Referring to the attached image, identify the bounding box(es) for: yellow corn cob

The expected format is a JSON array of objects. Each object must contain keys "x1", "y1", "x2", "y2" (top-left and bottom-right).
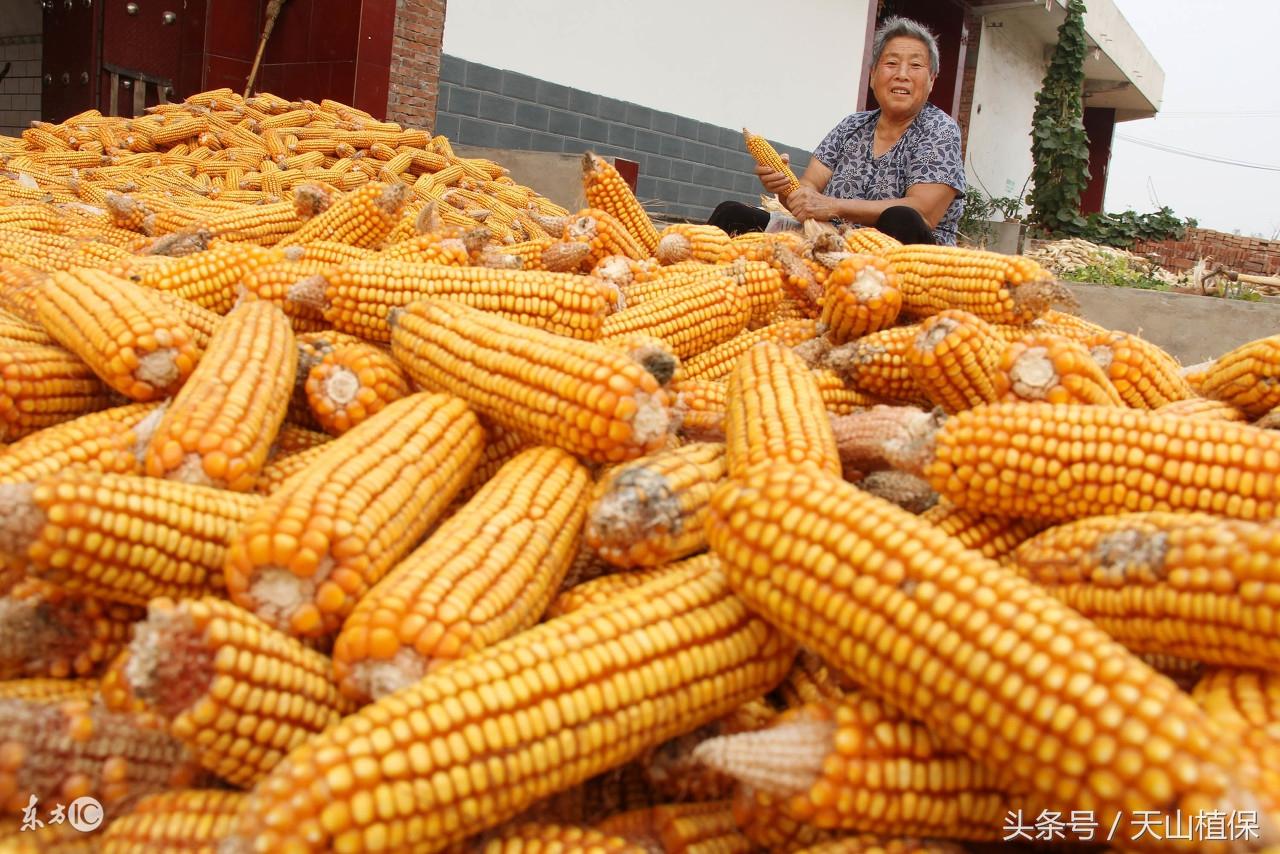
[
  {"x1": 884, "y1": 244, "x2": 1070, "y2": 323},
  {"x1": 0, "y1": 470, "x2": 260, "y2": 605},
  {"x1": 0, "y1": 343, "x2": 115, "y2": 442},
  {"x1": 592, "y1": 255, "x2": 661, "y2": 292},
  {"x1": 778, "y1": 649, "x2": 857, "y2": 709},
  {"x1": 471, "y1": 822, "x2": 647, "y2": 853},
  {"x1": 820, "y1": 325, "x2": 928, "y2": 404},
  {"x1": 724, "y1": 342, "x2": 841, "y2": 478},
  {"x1": 582, "y1": 152, "x2": 661, "y2": 254},
  {"x1": 125, "y1": 596, "x2": 357, "y2": 787},
  {"x1": 602, "y1": 276, "x2": 751, "y2": 360},
  {"x1": 332, "y1": 446, "x2": 590, "y2": 701},
  {"x1": 656, "y1": 223, "x2": 731, "y2": 265},
  {"x1": 1140, "y1": 653, "x2": 1208, "y2": 691},
  {"x1": 35, "y1": 269, "x2": 204, "y2": 401},
  {"x1": 0, "y1": 308, "x2": 56, "y2": 347},
  {"x1": 546, "y1": 564, "x2": 671, "y2": 619},
  {"x1": 695, "y1": 695, "x2": 1009, "y2": 839},
  {"x1": 994, "y1": 332, "x2": 1126, "y2": 406},
  {"x1": 808, "y1": 369, "x2": 882, "y2": 416},
  {"x1": 238, "y1": 257, "x2": 332, "y2": 332},
  {"x1": 1007, "y1": 511, "x2": 1280, "y2": 670},
  {"x1": 0, "y1": 695, "x2": 206, "y2": 815},
  {"x1": 97, "y1": 789, "x2": 245, "y2": 854},
  {"x1": 594, "y1": 801, "x2": 752, "y2": 853},
  {"x1": 391, "y1": 299, "x2": 672, "y2": 463},
  {"x1": 379, "y1": 230, "x2": 473, "y2": 266},
  {"x1": 295, "y1": 259, "x2": 611, "y2": 343},
  {"x1": 732, "y1": 786, "x2": 841, "y2": 852},
  {"x1": 622, "y1": 261, "x2": 783, "y2": 331},
  {"x1": 285, "y1": 181, "x2": 409, "y2": 247},
  {"x1": 1154, "y1": 396, "x2": 1249, "y2": 422},
  {"x1": 0, "y1": 677, "x2": 98, "y2": 702},
  {"x1": 129, "y1": 241, "x2": 279, "y2": 314},
  {"x1": 670, "y1": 377, "x2": 728, "y2": 440},
  {"x1": 220, "y1": 557, "x2": 793, "y2": 853},
  {"x1": 252, "y1": 441, "x2": 330, "y2": 495},
  {"x1": 618, "y1": 265, "x2": 726, "y2": 308},
  {"x1": 288, "y1": 329, "x2": 366, "y2": 428},
  {"x1": 0, "y1": 203, "x2": 73, "y2": 233},
  {"x1": 564, "y1": 207, "x2": 649, "y2": 264},
  {"x1": 95, "y1": 647, "x2": 152, "y2": 715},
  {"x1": 768, "y1": 291, "x2": 819, "y2": 322},
  {"x1": 1198, "y1": 335, "x2": 1280, "y2": 418},
  {"x1": 516, "y1": 760, "x2": 660, "y2": 829},
  {"x1": 303, "y1": 340, "x2": 410, "y2": 435},
  {"x1": 0, "y1": 401, "x2": 160, "y2": 484},
  {"x1": 682, "y1": 319, "x2": 819, "y2": 381},
  {"x1": 224, "y1": 392, "x2": 484, "y2": 636},
  {"x1": 743, "y1": 128, "x2": 800, "y2": 195},
  {"x1": 584, "y1": 442, "x2": 727, "y2": 568},
  {"x1": 843, "y1": 227, "x2": 903, "y2": 256},
  {"x1": 706, "y1": 463, "x2": 1279, "y2": 849},
  {"x1": 923, "y1": 401, "x2": 1280, "y2": 521},
  {"x1": 1192, "y1": 670, "x2": 1280, "y2": 732},
  {"x1": 280, "y1": 238, "x2": 374, "y2": 265},
  {"x1": 918, "y1": 501, "x2": 1048, "y2": 560},
  {"x1": 143, "y1": 300, "x2": 296, "y2": 491},
  {"x1": 1083, "y1": 330, "x2": 1194, "y2": 409},
  {"x1": 599, "y1": 332, "x2": 683, "y2": 388},
  {"x1": 904, "y1": 309, "x2": 1003, "y2": 413},
  {"x1": 150, "y1": 115, "x2": 208, "y2": 147},
  {"x1": 0, "y1": 262, "x2": 45, "y2": 322},
  {"x1": 793, "y1": 836, "x2": 967, "y2": 854},
  {"x1": 821, "y1": 254, "x2": 903, "y2": 343},
  {"x1": 448, "y1": 422, "x2": 534, "y2": 507}
]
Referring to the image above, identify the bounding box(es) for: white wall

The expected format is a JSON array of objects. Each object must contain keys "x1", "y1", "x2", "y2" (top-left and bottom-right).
[
  {"x1": 442, "y1": 0, "x2": 872, "y2": 152},
  {"x1": 964, "y1": 16, "x2": 1047, "y2": 215}
]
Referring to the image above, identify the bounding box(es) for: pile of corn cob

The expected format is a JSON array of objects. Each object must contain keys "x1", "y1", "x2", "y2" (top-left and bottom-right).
[{"x1": 0, "y1": 88, "x2": 1279, "y2": 854}]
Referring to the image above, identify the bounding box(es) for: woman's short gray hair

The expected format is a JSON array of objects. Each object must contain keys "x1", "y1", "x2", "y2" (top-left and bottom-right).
[{"x1": 871, "y1": 16, "x2": 940, "y2": 76}]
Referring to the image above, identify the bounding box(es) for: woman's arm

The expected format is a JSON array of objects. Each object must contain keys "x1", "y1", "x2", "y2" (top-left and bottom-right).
[{"x1": 788, "y1": 181, "x2": 958, "y2": 227}]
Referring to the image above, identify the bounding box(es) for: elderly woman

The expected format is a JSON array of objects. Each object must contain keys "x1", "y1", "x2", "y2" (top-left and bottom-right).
[{"x1": 709, "y1": 16, "x2": 966, "y2": 245}]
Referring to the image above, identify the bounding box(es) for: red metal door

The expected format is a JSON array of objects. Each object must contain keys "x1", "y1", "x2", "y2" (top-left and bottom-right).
[
  {"x1": 41, "y1": 0, "x2": 101, "y2": 124},
  {"x1": 100, "y1": 0, "x2": 186, "y2": 116}
]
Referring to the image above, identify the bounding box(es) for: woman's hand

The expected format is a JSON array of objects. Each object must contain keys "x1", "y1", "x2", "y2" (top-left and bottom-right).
[
  {"x1": 785, "y1": 186, "x2": 840, "y2": 222},
  {"x1": 755, "y1": 152, "x2": 796, "y2": 199}
]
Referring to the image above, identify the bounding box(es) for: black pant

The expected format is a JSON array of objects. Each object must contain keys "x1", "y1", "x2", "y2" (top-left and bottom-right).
[{"x1": 707, "y1": 200, "x2": 937, "y2": 245}]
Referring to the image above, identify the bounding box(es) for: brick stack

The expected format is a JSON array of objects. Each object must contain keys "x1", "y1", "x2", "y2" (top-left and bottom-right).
[{"x1": 387, "y1": 0, "x2": 447, "y2": 131}]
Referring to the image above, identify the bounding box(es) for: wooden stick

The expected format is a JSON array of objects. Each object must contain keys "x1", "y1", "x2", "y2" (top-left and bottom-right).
[{"x1": 245, "y1": 0, "x2": 288, "y2": 98}]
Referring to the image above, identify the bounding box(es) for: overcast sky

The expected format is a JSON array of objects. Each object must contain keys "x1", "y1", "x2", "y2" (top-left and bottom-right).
[{"x1": 1101, "y1": 0, "x2": 1280, "y2": 237}]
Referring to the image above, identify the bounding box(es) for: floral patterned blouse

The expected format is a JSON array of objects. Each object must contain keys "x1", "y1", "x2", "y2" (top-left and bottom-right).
[{"x1": 812, "y1": 103, "x2": 966, "y2": 245}]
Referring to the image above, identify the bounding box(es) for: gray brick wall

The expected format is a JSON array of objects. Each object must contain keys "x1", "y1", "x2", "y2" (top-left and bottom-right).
[
  {"x1": 0, "y1": 36, "x2": 41, "y2": 140},
  {"x1": 436, "y1": 54, "x2": 811, "y2": 223}
]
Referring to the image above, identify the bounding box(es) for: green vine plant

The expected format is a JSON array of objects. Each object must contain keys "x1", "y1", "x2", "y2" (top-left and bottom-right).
[{"x1": 1027, "y1": 0, "x2": 1091, "y2": 237}]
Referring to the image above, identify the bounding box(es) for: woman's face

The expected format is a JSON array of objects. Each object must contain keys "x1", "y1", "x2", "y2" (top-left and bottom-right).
[{"x1": 872, "y1": 36, "x2": 936, "y2": 119}]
